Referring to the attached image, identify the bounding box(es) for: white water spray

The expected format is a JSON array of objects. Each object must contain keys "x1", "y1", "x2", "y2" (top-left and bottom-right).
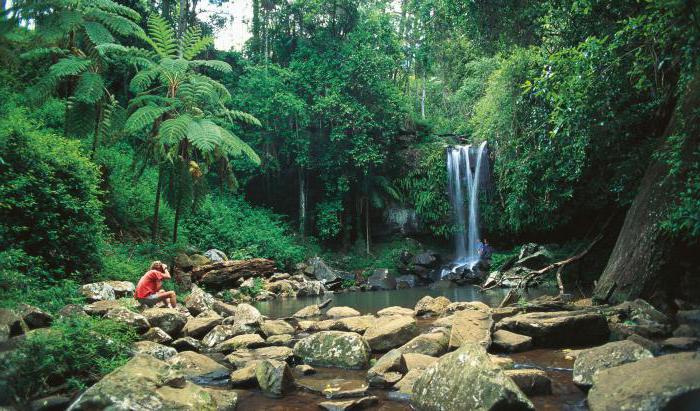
[{"x1": 445, "y1": 141, "x2": 489, "y2": 272}]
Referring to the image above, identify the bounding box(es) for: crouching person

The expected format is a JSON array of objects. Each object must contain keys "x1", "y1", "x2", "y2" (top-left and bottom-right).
[{"x1": 135, "y1": 261, "x2": 177, "y2": 308}]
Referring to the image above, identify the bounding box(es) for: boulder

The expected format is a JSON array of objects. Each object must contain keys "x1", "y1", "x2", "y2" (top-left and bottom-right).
[
  {"x1": 402, "y1": 353, "x2": 437, "y2": 371},
  {"x1": 412, "y1": 252, "x2": 438, "y2": 268},
  {"x1": 192, "y1": 258, "x2": 276, "y2": 289},
  {"x1": 496, "y1": 310, "x2": 609, "y2": 347},
  {"x1": 607, "y1": 299, "x2": 672, "y2": 338},
  {"x1": 414, "y1": 296, "x2": 451, "y2": 317},
  {"x1": 661, "y1": 336, "x2": 700, "y2": 352},
  {"x1": 203, "y1": 388, "x2": 238, "y2": 411},
  {"x1": 182, "y1": 311, "x2": 222, "y2": 338},
  {"x1": 395, "y1": 274, "x2": 418, "y2": 289},
  {"x1": 190, "y1": 254, "x2": 212, "y2": 267},
  {"x1": 489, "y1": 354, "x2": 515, "y2": 369},
  {"x1": 211, "y1": 300, "x2": 238, "y2": 317},
  {"x1": 230, "y1": 303, "x2": 263, "y2": 325},
  {"x1": 67, "y1": 355, "x2": 224, "y2": 410},
  {"x1": 397, "y1": 329, "x2": 450, "y2": 357},
  {"x1": 377, "y1": 306, "x2": 414, "y2": 317},
  {"x1": 172, "y1": 337, "x2": 202, "y2": 352},
  {"x1": 327, "y1": 306, "x2": 361, "y2": 318},
  {"x1": 104, "y1": 307, "x2": 150, "y2": 333},
  {"x1": 588, "y1": 352, "x2": 700, "y2": 411},
  {"x1": 491, "y1": 330, "x2": 533, "y2": 353},
  {"x1": 230, "y1": 364, "x2": 258, "y2": 387},
  {"x1": 394, "y1": 369, "x2": 424, "y2": 397},
  {"x1": 58, "y1": 304, "x2": 88, "y2": 318},
  {"x1": 142, "y1": 308, "x2": 188, "y2": 336},
  {"x1": 0, "y1": 308, "x2": 23, "y2": 340},
  {"x1": 296, "y1": 280, "x2": 326, "y2": 297},
  {"x1": 293, "y1": 305, "x2": 321, "y2": 318},
  {"x1": 167, "y1": 351, "x2": 230, "y2": 385},
  {"x1": 267, "y1": 334, "x2": 293, "y2": 346},
  {"x1": 215, "y1": 334, "x2": 266, "y2": 352},
  {"x1": 256, "y1": 359, "x2": 294, "y2": 397},
  {"x1": 363, "y1": 315, "x2": 419, "y2": 352},
  {"x1": 411, "y1": 343, "x2": 534, "y2": 411},
  {"x1": 366, "y1": 349, "x2": 404, "y2": 387},
  {"x1": 84, "y1": 299, "x2": 138, "y2": 316},
  {"x1": 678, "y1": 309, "x2": 700, "y2": 326},
  {"x1": 184, "y1": 284, "x2": 216, "y2": 316},
  {"x1": 17, "y1": 304, "x2": 53, "y2": 329},
  {"x1": 304, "y1": 257, "x2": 354, "y2": 284},
  {"x1": 504, "y1": 369, "x2": 552, "y2": 396},
  {"x1": 142, "y1": 327, "x2": 173, "y2": 345},
  {"x1": 448, "y1": 309, "x2": 493, "y2": 350},
  {"x1": 79, "y1": 282, "x2": 116, "y2": 302},
  {"x1": 295, "y1": 364, "x2": 316, "y2": 375},
  {"x1": 333, "y1": 315, "x2": 375, "y2": 334},
  {"x1": 131, "y1": 341, "x2": 177, "y2": 361},
  {"x1": 266, "y1": 280, "x2": 297, "y2": 297},
  {"x1": 293, "y1": 331, "x2": 371, "y2": 369},
  {"x1": 226, "y1": 346, "x2": 294, "y2": 368},
  {"x1": 202, "y1": 325, "x2": 250, "y2": 348},
  {"x1": 367, "y1": 269, "x2": 396, "y2": 290},
  {"x1": 673, "y1": 324, "x2": 700, "y2": 338},
  {"x1": 319, "y1": 396, "x2": 378, "y2": 411},
  {"x1": 445, "y1": 301, "x2": 490, "y2": 314},
  {"x1": 204, "y1": 249, "x2": 228, "y2": 262},
  {"x1": 261, "y1": 320, "x2": 295, "y2": 337},
  {"x1": 573, "y1": 340, "x2": 653, "y2": 386}
]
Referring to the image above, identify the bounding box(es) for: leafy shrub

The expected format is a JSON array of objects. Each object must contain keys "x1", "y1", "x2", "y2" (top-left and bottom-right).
[
  {"x1": 0, "y1": 107, "x2": 105, "y2": 278},
  {"x1": 184, "y1": 195, "x2": 308, "y2": 268},
  {"x1": 240, "y1": 277, "x2": 265, "y2": 297},
  {"x1": 0, "y1": 316, "x2": 137, "y2": 402},
  {"x1": 0, "y1": 249, "x2": 83, "y2": 313}
]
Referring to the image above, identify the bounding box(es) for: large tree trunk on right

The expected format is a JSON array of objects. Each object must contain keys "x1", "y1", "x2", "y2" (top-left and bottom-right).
[{"x1": 593, "y1": 74, "x2": 700, "y2": 305}]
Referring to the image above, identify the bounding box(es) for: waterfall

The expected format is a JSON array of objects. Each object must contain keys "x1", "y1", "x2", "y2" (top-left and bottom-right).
[{"x1": 445, "y1": 141, "x2": 489, "y2": 269}]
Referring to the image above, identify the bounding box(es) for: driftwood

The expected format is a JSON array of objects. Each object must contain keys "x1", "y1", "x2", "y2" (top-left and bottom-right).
[
  {"x1": 191, "y1": 258, "x2": 276, "y2": 289},
  {"x1": 494, "y1": 217, "x2": 614, "y2": 307}
]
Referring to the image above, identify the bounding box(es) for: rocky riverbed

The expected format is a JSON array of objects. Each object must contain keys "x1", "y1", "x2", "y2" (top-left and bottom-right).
[{"x1": 5, "y1": 274, "x2": 699, "y2": 411}]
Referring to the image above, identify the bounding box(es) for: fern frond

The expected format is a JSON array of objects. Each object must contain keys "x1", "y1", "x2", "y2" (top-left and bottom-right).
[
  {"x1": 186, "y1": 119, "x2": 219, "y2": 152},
  {"x1": 190, "y1": 59, "x2": 232, "y2": 73},
  {"x1": 228, "y1": 110, "x2": 262, "y2": 127},
  {"x1": 159, "y1": 114, "x2": 192, "y2": 146},
  {"x1": 48, "y1": 56, "x2": 92, "y2": 80},
  {"x1": 92, "y1": 0, "x2": 141, "y2": 21},
  {"x1": 65, "y1": 99, "x2": 96, "y2": 137},
  {"x1": 130, "y1": 68, "x2": 160, "y2": 92},
  {"x1": 20, "y1": 47, "x2": 67, "y2": 60},
  {"x1": 191, "y1": 73, "x2": 231, "y2": 102},
  {"x1": 127, "y1": 94, "x2": 175, "y2": 110},
  {"x1": 180, "y1": 26, "x2": 212, "y2": 59},
  {"x1": 219, "y1": 127, "x2": 261, "y2": 164},
  {"x1": 146, "y1": 14, "x2": 177, "y2": 58},
  {"x1": 87, "y1": 10, "x2": 146, "y2": 39},
  {"x1": 95, "y1": 43, "x2": 128, "y2": 56},
  {"x1": 83, "y1": 21, "x2": 114, "y2": 45},
  {"x1": 74, "y1": 72, "x2": 105, "y2": 103},
  {"x1": 125, "y1": 105, "x2": 170, "y2": 133}
]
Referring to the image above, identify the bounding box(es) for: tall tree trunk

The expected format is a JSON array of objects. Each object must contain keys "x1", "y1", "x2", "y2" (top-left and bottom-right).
[
  {"x1": 152, "y1": 166, "x2": 163, "y2": 242},
  {"x1": 252, "y1": 0, "x2": 261, "y2": 60},
  {"x1": 177, "y1": 0, "x2": 188, "y2": 41},
  {"x1": 298, "y1": 167, "x2": 306, "y2": 237},
  {"x1": 420, "y1": 69, "x2": 426, "y2": 119},
  {"x1": 593, "y1": 74, "x2": 700, "y2": 305},
  {"x1": 162, "y1": 0, "x2": 172, "y2": 22},
  {"x1": 365, "y1": 198, "x2": 370, "y2": 255},
  {"x1": 90, "y1": 104, "x2": 101, "y2": 159}
]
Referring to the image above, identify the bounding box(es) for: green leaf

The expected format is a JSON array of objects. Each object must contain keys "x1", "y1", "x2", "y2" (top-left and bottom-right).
[
  {"x1": 130, "y1": 68, "x2": 160, "y2": 93},
  {"x1": 74, "y1": 72, "x2": 105, "y2": 104},
  {"x1": 159, "y1": 114, "x2": 192, "y2": 145},
  {"x1": 190, "y1": 59, "x2": 232, "y2": 73},
  {"x1": 48, "y1": 57, "x2": 92, "y2": 80},
  {"x1": 125, "y1": 105, "x2": 170, "y2": 133},
  {"x1": 145, "y1": 14, "x2": 178, "y2": 58},
  {"x1": 83, "y1": 21, "x2": 114, "y2": 45},
  {"x1": 219, "y1": 127, "x2": 261, "y2": 165},
  {"x1": 186, "y1": 119, "x2": 218, "y2": 152}
]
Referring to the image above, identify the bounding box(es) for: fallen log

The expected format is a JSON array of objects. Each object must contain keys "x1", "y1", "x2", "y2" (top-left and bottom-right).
[{"x1": 191, "y1": 258, "x2": 276, "y2": 290}]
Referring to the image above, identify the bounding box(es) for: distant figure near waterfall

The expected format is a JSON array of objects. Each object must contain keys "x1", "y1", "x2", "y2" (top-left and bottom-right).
[{"x1": 477, "y1": 238, "x2": 494, "y2": 265}]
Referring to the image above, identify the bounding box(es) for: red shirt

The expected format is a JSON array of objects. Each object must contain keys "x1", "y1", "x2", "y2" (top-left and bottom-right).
[{"x1": 135, "y1": 270, "x2": 165, "y2": 299}]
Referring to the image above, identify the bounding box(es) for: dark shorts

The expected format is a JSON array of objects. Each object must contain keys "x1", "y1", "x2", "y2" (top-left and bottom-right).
[{"x1": 137, "y1": 294, "x2": 161, "y2": 307}]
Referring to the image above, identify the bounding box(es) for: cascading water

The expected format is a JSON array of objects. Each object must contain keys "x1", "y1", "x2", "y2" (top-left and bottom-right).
[{"x1": 443, "y1": 141, "x2": 489, "y2": 277}]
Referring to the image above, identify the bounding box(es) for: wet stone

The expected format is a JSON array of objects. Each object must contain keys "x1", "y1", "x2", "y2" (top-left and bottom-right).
[{"x1": 318, "y1": 395, "x2": 378, "y2": 411}]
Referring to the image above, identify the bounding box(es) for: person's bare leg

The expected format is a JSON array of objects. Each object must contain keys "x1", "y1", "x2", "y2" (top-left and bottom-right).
[
  {"x1": 156, "y1": 291, "x2": 174, "y2": 308},
  {"x1": 169, "y1": 291, "x2": 177, "y2": 307}
]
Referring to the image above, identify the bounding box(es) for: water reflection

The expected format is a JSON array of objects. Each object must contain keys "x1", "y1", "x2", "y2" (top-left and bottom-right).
[{"x1": 253, "y1": 285, "x2": 554, "y2": 318}]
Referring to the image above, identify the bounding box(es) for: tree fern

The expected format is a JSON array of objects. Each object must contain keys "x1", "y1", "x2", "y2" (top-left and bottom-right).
[
  {"x1": 83, "y1": 21, "x2": 114, "y2": 45},
  {"x1": 219, "y1": 127, "x2": 261, "y2": 164},
  {"x1": 146, "y1": 14, "x2": 177, "y2": 58},
  {"x1": 125, "y1": 105, "x2": 170, "y2": 133},
  {"x1": 181, "y1": 30, "x2": 214, "y2": 60},
  {"x1": 228, "y1": 110, "x2": 262, "y2": 127},
  {"x1": 130, "y1": 68, "x2": 160, "y2": 93},
  {"x1": 91, "y1": 0, "x2": 141, "y2": 21},
  {"x1": 48, "y1": 56, "x2": 92, "y2": 80},
  {"x1": 159, "y1": 114, "x2": 192, "y2": 145},
  {"x1": 86, "y1": 10, "x2": 145, "y2": 39},
  {"x1": 19, "y1": 47, "x2": 67, "y2": 60},
  {"x1": 186, "y1": 119, "x2": 219, "y2": 152},
  {"x1": 73, "y1": 72, "x2": 105, "y2": 103}
]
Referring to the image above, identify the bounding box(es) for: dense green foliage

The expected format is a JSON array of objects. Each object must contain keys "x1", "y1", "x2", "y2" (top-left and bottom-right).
[{"x1": 0, "y1": 316, "x2": 137, "y2": 402}]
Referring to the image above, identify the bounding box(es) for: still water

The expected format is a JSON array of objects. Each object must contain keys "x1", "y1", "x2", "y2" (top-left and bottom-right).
[{"x1": 253, "y1": 284, "x2": 554, "y2": 318}]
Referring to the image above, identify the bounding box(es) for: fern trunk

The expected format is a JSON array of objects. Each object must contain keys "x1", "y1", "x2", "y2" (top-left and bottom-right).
[{"x1": 152, "y1": 166, "x2": 163, "y2": 242}]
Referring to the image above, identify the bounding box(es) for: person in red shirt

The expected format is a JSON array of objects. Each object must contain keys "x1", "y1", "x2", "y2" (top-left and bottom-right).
[{"x1": 135, "y1": 261, "x2": 177, "y2": 308}]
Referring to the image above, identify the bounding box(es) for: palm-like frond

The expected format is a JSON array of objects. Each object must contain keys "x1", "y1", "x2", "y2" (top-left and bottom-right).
[
  {"x1": 130, "y1": 67, "x2": 160, "y2": 92},
  {"x1": 48, "y1": 56, "x2": 92, "y2": 80},
  {"x1": 159, "y1": 114, "x2": 192, "y2": 146},
  {"x1": 219, "y1": 127, "x2": 261, "y2": 164},
  {"x1": 73, "y1": 71, "x2": 105, "y2": 103},
  {"x1": 125, "y1": 105, "x2": 170, "y2": 133},
  {"x1": 186, "y1": 119, "x2": 219, "y2": 152},
  {"x1": 145, "y1": 14, "x2": 177, "y2": 58},
  {"x1": 20, "y1": 47, "x2": 67, "y2": 60},
  {"x1": 83, "y1": 21, "x2": 114, "y2": 45},
  {"x1": 91, "y1": 0, "x2": 141, "y2": 21},
  {"x1": 87, "y1": 9, "x2": 146, "y2": 39},
  {"x1": 190, "y1": 59, "x2": 232, "y2": 73},
  {"x1": 228, "y1": 110, "x2": 262, "y2": 127},
  {"x1": 180, "y1": 26, "x2": 213, "y2": 60}
]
